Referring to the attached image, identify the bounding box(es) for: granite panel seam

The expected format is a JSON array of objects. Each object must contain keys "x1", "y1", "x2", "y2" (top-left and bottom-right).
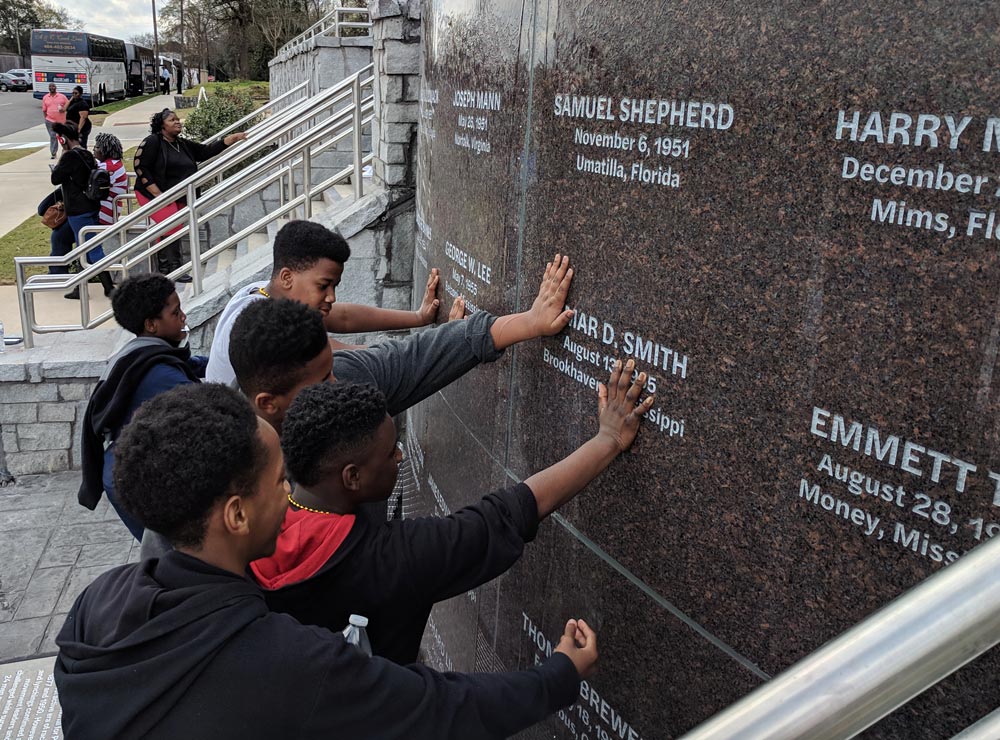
[
  {"x1": 549, "y1": 510, "x2": 771, "y2": 682},
  {"x1": 503, "y1": 0, "x2": 542, "y2": 474},
  {"x1": 435, "y1": 386, "x2": 771, "y2": 681}
]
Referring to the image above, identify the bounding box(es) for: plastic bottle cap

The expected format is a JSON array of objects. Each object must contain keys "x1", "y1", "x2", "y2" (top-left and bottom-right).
[{"x1": 348, "y1": 614, "x2": 369, "y2": 628}]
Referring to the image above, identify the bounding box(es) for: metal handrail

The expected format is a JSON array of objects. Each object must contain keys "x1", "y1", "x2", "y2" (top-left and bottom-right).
[
  {"x1": 680, "y1": 535, "x2": 1000, "y2": 740},
  {"x1": 18, "y1": 76, "x2": 372, "y2": 279},
  {"x1": 16, "y1": 68, "x2": 366, "y2": 276},
  {"x1": 953, "y1": 707, "x2": 1000, "y2": 739},
  {"x1": 275, "y1": 3, "x2": 372, "y2": 60},
  {"x1": 15, "y1": 65, "x2": 374, "y2": 348},
  {"x1": 17, "y1": 93, "x2": 374, "y2": 338},
  {"x1": 203, "y1": 79, "x2": 309, "y2": 145}
]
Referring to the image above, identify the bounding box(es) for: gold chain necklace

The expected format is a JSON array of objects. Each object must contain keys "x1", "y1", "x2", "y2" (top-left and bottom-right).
[
  {"x1": 256, "y1": 286, "x2": 270, "y2": 298},
  {"x1": 287, "y1": 493, "x2": 335, "y2": 515}
]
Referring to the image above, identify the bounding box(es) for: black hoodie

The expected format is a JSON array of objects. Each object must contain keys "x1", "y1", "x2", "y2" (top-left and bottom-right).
[
  {"x1": 55, "y1": 550, "x2": 580, "y2": 739},
  {"x1": 78, "y1": 341, "x2": 201, "y2": 510},
  {"x1": 252, "y1": 484, "x2": 539, "y2": 665}
]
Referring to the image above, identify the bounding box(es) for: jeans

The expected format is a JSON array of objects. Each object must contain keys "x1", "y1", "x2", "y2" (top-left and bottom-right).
[
  {"x1": 44, "y1": 119, "x2": 58, "y2": 157},
  {"x1": 38, "y1": 191, "x2": 74, "y2": 274},
  {"x1": 68, "y1": 212, "x2": 105, "y2": 264},
  {"x1": 49, "y1": 222, "x2": 75, "y2": 274},
  {"x1": 103, "y1": 447, "x2": 144, "y2": 541}
]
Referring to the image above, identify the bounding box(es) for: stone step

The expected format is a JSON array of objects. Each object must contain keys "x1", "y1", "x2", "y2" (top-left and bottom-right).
[
  {"x1": 266, "y1": 215, "x2": 293, "y2": 241},
  {"x1": 246, "y1": 230, "x2": 270, "y2": 253},
  {"x1": 213, "y1": 245, "x2": 237, "y2": 274}
]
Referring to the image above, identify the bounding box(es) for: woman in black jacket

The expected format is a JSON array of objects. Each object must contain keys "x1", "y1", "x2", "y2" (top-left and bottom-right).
[
  {"x1": 133, "y1": 108, "x2": 247, "y2": 279},
  {"x1": 50, "y1": 122, "x2": 114, "y2": 299}
]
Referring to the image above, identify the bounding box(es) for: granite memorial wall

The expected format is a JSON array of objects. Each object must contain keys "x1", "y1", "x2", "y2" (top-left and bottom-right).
[{"x1": 405, "y1": 1, "x2": 1000, "y2": 736}]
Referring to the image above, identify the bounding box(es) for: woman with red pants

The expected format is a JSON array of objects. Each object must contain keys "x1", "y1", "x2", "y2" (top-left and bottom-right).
[{"x1": 133, "y1": 108, "x2": 247, "y2": 280}]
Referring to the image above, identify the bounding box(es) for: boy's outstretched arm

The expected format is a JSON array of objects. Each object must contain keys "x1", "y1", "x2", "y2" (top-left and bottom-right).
[
  {"x1": 324, "y1": 268, "x2": 442, "y2": 334},
  {"x1": 526, "y1": 359, "x2": 654, "y2": 518},
  {"x1": 380, "y1": 361, "x2": 653, "y2": 607},
  {"x1": 490, "y1": 254, "x2": 575, "y2": 350},
  {"x1": 330, "y1": 256, "x2": 571, "y2": 414}
]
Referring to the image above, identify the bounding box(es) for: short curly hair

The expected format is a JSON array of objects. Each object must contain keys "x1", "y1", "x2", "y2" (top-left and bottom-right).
[
  {"x1": 229, "y1": 298, "x2": 330, "y2": 397},
  {"x1": 281, "y1": 382, "x2": 387, "y2": 487},
  {"x1": 272, "y1": 220, "x2": 350, "y2": 275},
  {"x1": 150, "y1": 108, "x2": 174, "y2": 135},
  {"x1": 114, "y1": 384, "x2": 268, "y2": 547},
  {"x1": 111, "y1": 273, "x2": 176, "y2": 335}
]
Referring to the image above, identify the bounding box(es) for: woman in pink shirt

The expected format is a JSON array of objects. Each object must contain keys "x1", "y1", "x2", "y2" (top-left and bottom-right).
[{"x1": 42, "y1": 83, "x2": 69, "y2": 159}]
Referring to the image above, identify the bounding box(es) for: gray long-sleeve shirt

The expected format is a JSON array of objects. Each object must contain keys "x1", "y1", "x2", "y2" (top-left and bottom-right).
[
  {"x1": 204, "y1": 278, "x2": 503, "y2": 413},
  {"x1": 333, "y1": 310, "x2": 502, "y2": 415}
]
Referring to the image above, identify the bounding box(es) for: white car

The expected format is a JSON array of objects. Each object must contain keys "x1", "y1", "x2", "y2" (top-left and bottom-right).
[{"x1": 6, "y1": 68, "x2": 32, "y2": 83}]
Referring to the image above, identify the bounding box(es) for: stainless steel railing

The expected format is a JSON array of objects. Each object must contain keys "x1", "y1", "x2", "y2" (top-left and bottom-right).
[
  {"x1": 952, "y1": 707, "x2": 1000, "y2": 739},
  {"x1": 679, "y1": 534, "x2": 1000, "y2": 739},
  {"x1": 203, "y1": 80, "x2": 310, "y2": 145},
  {"x1": 275, "y1": 3, "x2": 372, "y2": 62},
  {"x1": 15, "y1": 64, "x2": 374, "y2": 348}
]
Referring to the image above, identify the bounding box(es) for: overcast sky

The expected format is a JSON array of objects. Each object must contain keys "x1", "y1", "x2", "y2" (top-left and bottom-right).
[{"x1": 66, "y1": 0, "x2": 156, "y2": 42}]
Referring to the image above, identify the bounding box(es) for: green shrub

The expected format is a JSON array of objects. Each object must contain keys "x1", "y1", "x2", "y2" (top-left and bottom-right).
[{"x1": 183, "y1": 88, "x2": 261, "y2": 142}]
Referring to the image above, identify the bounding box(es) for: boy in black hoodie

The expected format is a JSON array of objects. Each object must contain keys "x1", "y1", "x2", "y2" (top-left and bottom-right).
[
  {"x1": 78, "y1": 273, "x2": 204, "y2": 539},
  {"x1": 55, "y1": 384, "x2": 596, "y2": 739},
  {"x1": 230, "y1": 299, "x2": 653, "y2": 664}
]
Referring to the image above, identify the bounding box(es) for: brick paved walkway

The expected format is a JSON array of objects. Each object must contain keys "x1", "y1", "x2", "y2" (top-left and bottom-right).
[{"x1": 0, "y1": 471, "x2": 139, "y2": 664}]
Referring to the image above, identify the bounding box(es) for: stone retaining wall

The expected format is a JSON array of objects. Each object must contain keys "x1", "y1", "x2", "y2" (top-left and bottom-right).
[
  {"x1": 269, "y1": 37, "x2": 373, "y2": 101},
  {"x1": 0, "y1": 330, "x2": 119, "y2": 476}
]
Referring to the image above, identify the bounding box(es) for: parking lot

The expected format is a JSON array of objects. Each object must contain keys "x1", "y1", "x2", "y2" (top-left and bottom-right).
[{"x1": 0, "y1": 88, "x2": 40, "y2": 138}]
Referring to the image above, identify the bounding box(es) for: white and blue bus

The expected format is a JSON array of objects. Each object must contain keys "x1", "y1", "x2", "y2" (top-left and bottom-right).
[{"x1": 31, "y1": 29, "x2": 127, "y2": 104}]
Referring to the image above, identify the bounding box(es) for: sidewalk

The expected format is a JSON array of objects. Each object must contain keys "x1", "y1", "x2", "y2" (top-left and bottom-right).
[
  {"x1": 0, "y1": 93, "x2": 180, "y2": 340},
  {"x1": 0, "y1": 470, "x2": 138, "y2": 664},
  {"x1": 0, "y1": 93, "x2": 177, "y2": 240}
]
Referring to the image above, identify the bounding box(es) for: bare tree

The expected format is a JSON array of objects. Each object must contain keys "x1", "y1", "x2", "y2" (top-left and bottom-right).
[
  {"x1": 34, "y1": 0, "x2": 82, "y2": 30},
  {"x1": 251, "y1": 0, "x2": 300, "y2": 58},
  {"x1": 128, "y1": 32, "x2": 156, "y2": 48}
]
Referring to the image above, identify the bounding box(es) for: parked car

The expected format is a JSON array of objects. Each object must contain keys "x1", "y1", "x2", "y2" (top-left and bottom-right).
[
  {"x1": 0, "y1": 73, "x2": 29, "y2": 92},
  {"x1": 7, "y1": 68, "x2": 31, "y2": 81}
]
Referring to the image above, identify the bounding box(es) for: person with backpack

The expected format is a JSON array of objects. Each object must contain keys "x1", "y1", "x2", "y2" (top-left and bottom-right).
[{"x1": 50, "y1": 122, "x2": 114, "y2": 299}]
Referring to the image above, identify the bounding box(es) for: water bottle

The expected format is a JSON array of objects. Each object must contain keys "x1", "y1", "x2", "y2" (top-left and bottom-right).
[
  {"x1": 342, "y1": 614, "x2": 372, "y2": 656},
  {"x1": 0, "y1": 320, "x2": 5, "y2": 354}
]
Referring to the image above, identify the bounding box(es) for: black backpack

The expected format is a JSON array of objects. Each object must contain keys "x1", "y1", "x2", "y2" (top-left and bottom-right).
[{"x1": 74, "y1": 149, "x2": 111, "y2": 201}]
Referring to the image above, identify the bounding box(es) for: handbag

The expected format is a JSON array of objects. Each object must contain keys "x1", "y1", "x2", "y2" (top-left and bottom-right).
[{"x1": 41, "y1": 201, "x2": 66, "y2": 230}]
